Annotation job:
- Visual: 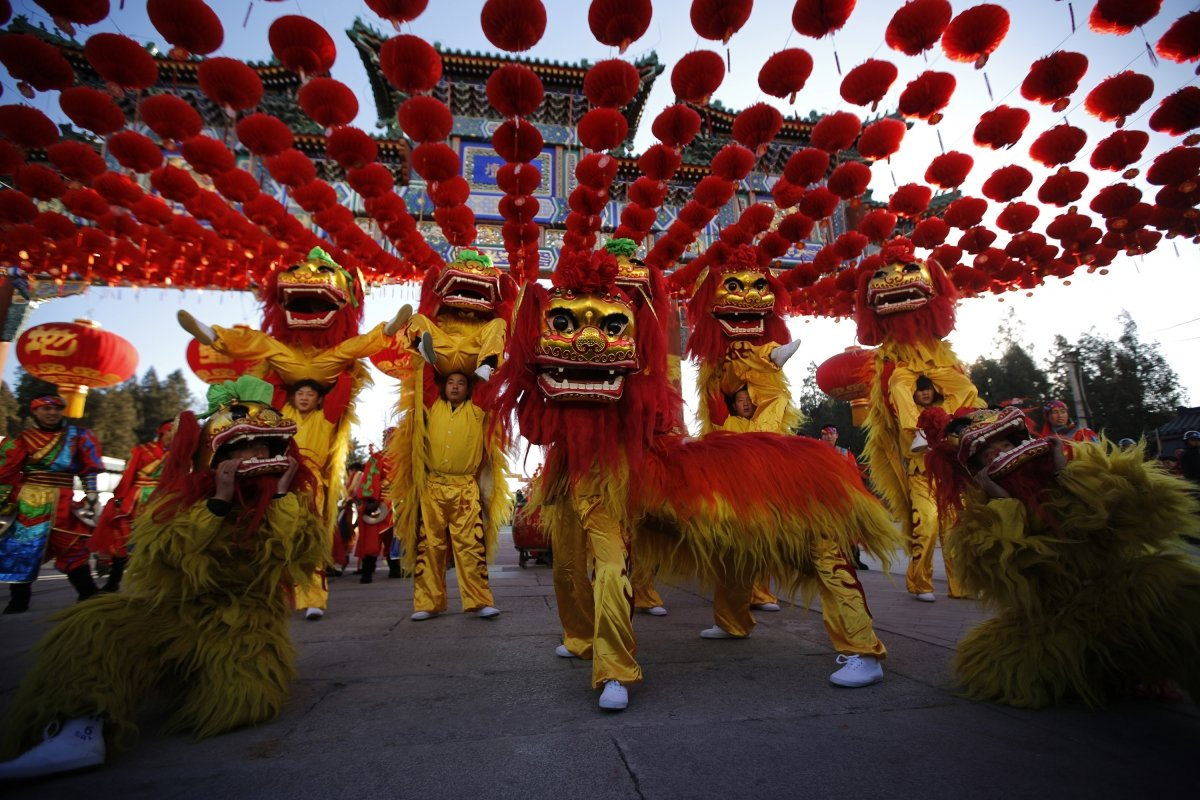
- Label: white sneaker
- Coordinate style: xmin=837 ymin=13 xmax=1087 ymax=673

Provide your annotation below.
xmin=911 ymin=431 xmax=929 ymax=452
xmin=769 ymin=339 xmax=802 ymax=367
xmin=474 ymin=363 xmax=494 ymax=381
xmin=555 ymin=644 xmax=577 ymax=658
xmin=304 ymin=607 xmax=324 ymax=620
xmin=411 ymin=611 xmax=438 ymax=621
xmin=418 ymin=331 xmax=436 ymax=364
xmin=0 ymin=716 xmax=105 ymax=780
xmin=700 ymin=625 xmax=746 ymax=639
xmin=598 ymin=680 xmax=628 ymax=711
xmin=475 ymin=606 xmax=500 ymax=619
xmin=645 ymin=605 xmax=668 ymax=616
xmin=915 ymin=592 xmax=936 ymax=603
xmin=829 ymin=654 xmax=884 ymax=687
xmin=751 ymin=602 xmax=781 ymax=612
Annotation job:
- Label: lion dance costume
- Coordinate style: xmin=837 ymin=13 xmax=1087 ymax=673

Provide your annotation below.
xmin=496 ymin=248 xmax=902 ymax=710
xmin=0 ymin=376 xmax=326 ymax=780
xmin=855 ymin=238 xmax=985 ymax=600
xmin=917 ymin=405 xmax=1200 ymax=707
xmin=179 ymin=246 xmax=407 ymax=614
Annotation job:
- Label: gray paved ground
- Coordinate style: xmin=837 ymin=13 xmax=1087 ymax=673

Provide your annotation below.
xmin=1 ymin=530 xmax=1196 ymax=799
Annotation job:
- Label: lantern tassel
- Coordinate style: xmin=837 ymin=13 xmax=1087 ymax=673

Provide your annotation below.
xmin=984 ymin=72 xmax=994 ymax=102
xmin=244 ymin=2 xmax=253 ymax=29
xmin=1068 ymin=2 xmax=1075 ymax=33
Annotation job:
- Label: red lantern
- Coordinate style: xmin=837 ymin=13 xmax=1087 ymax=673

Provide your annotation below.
xmin=791 ymin=0 xmax=856 ymax=38
xmin=981 ymin=165 xmax=1033 ymax=202
xmin=888 ymin=184 xmax=932 ymax=218
xmin=758 ymin=49 xmax=813 ymax=103
xmin=584 ymin=60 xmax=641 ymax=109
xmin=809 ymin=111 xmax=861 ymax=153
xmin=840 ymin=59 xmax=898 ymax=111
xmin=0 ymin=33 xmax=75 ymax=94
xmin=690 ymin=0 xmax=752 ymax=43
xmin=815 ymin=346 xmax=873 ymax=426
xmin=1149 ymin=86 xmax=1200 ymax=136
xmin=1089 ymin=0 xmax=1163 ymax=36
xmin=236 ymin=113 xmax=294 ymax=157
xmin=147 ymin=0 xmax=223 ymax=58
xmin=1155 ymin=11 xmax=1200 ymax=66
xmin=399 ymin=96 xmax=454 ymax=144
xmin=186 ymin=327 xmax=261 ymax=384
xmin=886 ymin=0 xmax=952 ymax=56
xmin=481 ymin=0 xmax=547 ymax=52
xmin=46 ymin=141 xmax=106 ymax=183
xmin=670 ymin=50 xmax=725 ymax=104
xmin=16 ymin=319 xmax=138 ymax=417
xmin=298 ymin=77 xmax=359 ymax=128
xmin=269 ymin=15 xmax=336 ymax=79
xmin=827 ymin=161 xmax=871 ymax=200
xmin=139 ymin=95 xmax=203 ymax=143
xmin=924 ymin=151 xmax=973 ymax=188
xmin=898 ymin=71 xmax=955 ymax=123
xmin=485 ymin=65 xmax=545 ymax=118
xmin=941 ymin=4 xmax=1009 ymax=68
xmin=83 ymin=33 xmax=158 ymax=91
xmin=1021 ymin=51 xmax=1089 ymax=112
xmin=732 ymin=103 xmax=783 ymax=155
xmin=784 ymin=148 xmax=830 ymax=186
xmin=856 ymin=118 xmax=906 ymax=162
xmin=1091 ymin=130 xmax=1150 ymax=174
xmin=0 ymin=105 xmax=60 ymax=149
xmin=326 ymin=127 xmax=379 ymax=170
xmin=588 ymin=0 xmax=652 ymax=53
xmin=58 ymin=87 xmax=125 ymax=135
xmin=1084 ymin=71 xmax=1154 ymax=127
xmin=180 ymin=135 xmax=235 ymax=177
xmin=366 ymin=0 xmax=428 ymax=25
xmin=1029 ymin=124 xmax=1087 ymax=167
xmin=973 ymin=105 xmax=1030 ymax=150
xmin=106 ymin=131 xmax=163 ymax=173
xmin=378 ymin=35 xmax=442 ymax=93
xmin=652 ymin=104 xmax=702 ymax=148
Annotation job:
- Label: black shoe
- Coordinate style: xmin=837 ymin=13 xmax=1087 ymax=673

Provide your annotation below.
xmin=386 ymin=558 xmax=404 ymax=578
xmin=66 ymin=566 xmax=99 ymax=602
xmin=3 ymin=583 xmax=31 ymax=614
xmin=854 ymin=561 xmax=870 ymax=571
xmin=101 ymin=557 xmax=127 ymax=592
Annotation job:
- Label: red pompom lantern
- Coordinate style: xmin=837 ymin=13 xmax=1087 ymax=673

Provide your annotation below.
xmin=326 ymin=127 xmax=379 ymax=170
xmin=791 ymin=0 xmax=856 ymax=38
xmin=430 ymin=175 xmax=471 ymax=205
xmin=198 ymin=57 xmax=264 ymax=113
xmin=291 ymin=179 xmax=337 ymax=213
xmin=213 ymin=168 xmax=261 ymax=204
xmin=809 ymin=111 xmax=860 ymax=153
xmin=378 ymin=35 xmax=442 ymax=93
xmin=888 ymin=183 xmax=932 ymax=218
xmin=840 ymin=59 xmax=898 ymax=111
xmin=857 ymin=117 xmax=906 ymax=161
xmin=799 ymin=186 xmax=839 ymax=220
xmin=180 ymin=135 xmax=235 ymax=176
xmin=827 ymin=161 xmax=872 ymax=200
xmin=59 ymin=87 xmax=125 ymax=135
xmin=84 ymin=33 xmax=158 ymax=91
xmin=995 ymin=202 xmax=1039 ymax=233
xmin=638 ymin=144 xmax=681 ymax=180
xmin=898 ymin=71 xmax=955 ymax=123
xmin=1089 ymin=184 xmax=1142 ymax=220
xmin=265 ymin=148 xmax=316 ymax=188
xmin=652 ymin=104 xmax=702 ymax=148
xmin=150 ymin=164 xmax=199 ymax=202
xmin=711 ymin=145 xmax=756 ymax=181
xmin=0 ymin=33 xmax=74 ymax=93
xmin=0 ymin=140 xmax=21 ymax=177
xmin=771 ymin=178 xmax=804 ymax=209
xmin=1089 ymin=0 xmax=1163 ymax=36
xmin=186 ymin=329 xmax=260 ymax=384
xmin=911 ymin=217 xmax=950 ymax=248
xmin=347 ymin=164 xmax=395 ymax=199
xmin=485 ymin=64 xmax=544 ymax=118
xmin=138 ymin=95 xmax=202 ymax=143
xmin=1084 ymin=71 xmax=1154 ymax=127
xmin=758 ymin=49 xmax=813 ymax=103
xmin=47 ymin=141 xmax=106 ymax=183
xmin=588 ymin=0 xmax=652 ymax=53
xmin=269 ymin=15 xmax=336 ymax=78
xmin=670 ymin=50 xmax=725 ymax=103
xmin=0 ymin=104 xmax=60 ymax=149
xmin=147 ymin=0 xmax=223 ymax=58
xmin=298 ymin=77 xmax=359 ymax=129
xmin=93 ymin=171 xmax=144 ymax=207
xmin=981 ymin=165 xmax=1033 ymax=202
xmin=411 ymin=142 xmax=460 ymax=182
xmin=1029 ymin=124 xmax=1087 ymax=167
xmin=481 ymin=0 xmax=547 ymax=52
xmin=106 ymin=130 xmax=163 ymax=173
xmin=924 ymin=151 xmax=973 ymax=189
xmin=886 ymin=0 xmax=952 ymax=56
xmin=784 ymin=147 xmax=830 ymax=186
xmin=584 ymin=59 xmax=641 ymax=108
xmin=973 ymin=105 xmax=1030 ymax=150
xmin=816 ymin=345 xmax=872 ymax=423
xmin=578 ymin=108 xmax=628 ymax=152
xmin=497 ymin=162 xmax=542 ymax=194
xmin=941 ymin=4 xmax=1009 ymax=68
xmin=732 ymin=103 xmax=783 ymax=155
xmin=17 ymin=319 xmax=137 ymax=417
xmin=1021 ymin=51 xmax=1089 ymax=111
xmin=1156 ymin=11 xmax=1200 ymax=66
xmin=1146 ymin=147 xmax=1200 ymax=186
xmin=857 ymin=208 xmax=897 ymax=241
xmin=1090 ymin=130 xmax=1150 ymax=175
xmin=1149 ymin=86 xmax=1200 ymax=136
xmin=1037 ymin=169 xmax=1089 ymax=206
xmin=236 ymin=113 xmax=293 ymax=157
xmin=691 ymin=0 xmax=752 ymax=43
xmin=366 ymin=0 xmax=429 ymax=26
xmin=943 ymin=196 xmax=988 ymax=229
xmin=16 ymin=164 xmax=66 ymax=201
xmin=0 ymin=191 xmax=38 ymax=225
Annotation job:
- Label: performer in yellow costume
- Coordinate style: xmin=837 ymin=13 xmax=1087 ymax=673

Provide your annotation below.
xmin=409 ymin=372 xmax=503 ymax=620
xmin=179 ymin=247 xmax=409 ymax=620
xmin=686 ymin=243 xmax=804 ymax=635
xmin=855 ymin=238 xmax=985 ymax=602
xmin=0 ymin=376 xmax=325 ymax=781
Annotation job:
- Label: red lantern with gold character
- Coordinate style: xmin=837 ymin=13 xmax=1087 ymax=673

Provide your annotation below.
xmin=16 ymin=319 xmax=138 ymax=417
xmin=815 ymin=346 xmax=874 ymax=426
xmin=185 ymin=325 xmax=261 ymax=384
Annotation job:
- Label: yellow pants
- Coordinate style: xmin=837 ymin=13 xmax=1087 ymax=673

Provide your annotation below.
xmin=553 ymin=492 xmax=641 ymax=688
xmin=812 ymin=534 xmax=887 ymax=657
xmin=408 ymin=314 xmax=507 ymax=376
xmin=412 ymin=475 xmax=494 ymax=613
xmin=632 ymin=563 xmax=664 ymax=610
xmin=904 ymin=473 xmax=962 ymax=597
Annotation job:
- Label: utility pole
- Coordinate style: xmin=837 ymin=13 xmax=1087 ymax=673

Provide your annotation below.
xmin=1063 ymin=350 xmax=1091 ymax=429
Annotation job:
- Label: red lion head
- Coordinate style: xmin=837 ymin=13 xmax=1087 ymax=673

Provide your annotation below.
xmin=685 ymin=243 xmax=791 ymax=363
xmin=854 ymin=237 xmax=958 ymax=347
xmin=261 ymin=247 xmax=365 ymax=351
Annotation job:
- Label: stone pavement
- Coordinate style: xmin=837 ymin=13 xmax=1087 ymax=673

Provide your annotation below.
xmin=1 ymin=530 xmax=1196 ymax=799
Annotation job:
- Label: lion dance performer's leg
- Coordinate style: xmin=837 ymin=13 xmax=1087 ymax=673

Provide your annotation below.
xmin=812 ymin=538 xmax=887 ymax=659
xmin=441 ymin=476 xmax=494 ymax=613
xmin=558 ymin=492 xmax=640 ymax=689
xmin=710 ymin=564 xmax=756 ymax=638
xmin=904 ymin=472 xmax=941 ymax=596
xmin=412 ymin=481 xmax=453 ymax=616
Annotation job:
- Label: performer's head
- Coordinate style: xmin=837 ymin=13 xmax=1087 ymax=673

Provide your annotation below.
xmin=442 ymin=372 xmax=471 ymax=406
xmin=1186 ymin=430 xmax=1200 ymax=449
xmin=727 ymin=388 xmax=755 ymax=420
xmin=290 ymin=379 xmax=324 ymax=413
xmin=30 ymin=395 xmax=66 ymax=430
xmin=820 ymin=424 xmax=839 ymax=446
xmin=1044 ymin=399 xmax=1070 ymax=427
xmin=913 ymin=375 xmax=939 ymax=408
xmin=156 ymin=419 xmax=175 ymax=446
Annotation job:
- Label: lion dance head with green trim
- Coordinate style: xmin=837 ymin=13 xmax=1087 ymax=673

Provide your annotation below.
xmin=854 ymin=237 xmax=958 ymax=347
xmin=263 ymin=247 xmax=365 ymax=350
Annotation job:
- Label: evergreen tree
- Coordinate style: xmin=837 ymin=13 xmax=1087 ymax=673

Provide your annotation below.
xmin=135 ymin=368 xmax=194 ymax=442
xmin=968 ymin=312 xmax=1051 ymax=406
xmin=82 ymin=380 xmax=140 ymax=460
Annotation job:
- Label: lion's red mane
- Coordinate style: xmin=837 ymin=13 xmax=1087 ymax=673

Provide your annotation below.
xmin=854 ymin=237 xmax=958 ymax=347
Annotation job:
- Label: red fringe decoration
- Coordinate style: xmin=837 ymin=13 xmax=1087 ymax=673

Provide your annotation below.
xmin=1084 ymin=71 xmax=1154 ymax=127
xmin=758 ymin=49 xmax=813 ymax=101
xmin=1020 ymin=51 xmax=1088 ymax=110
xmin=840 ymin=59 xmax=898 ymax=110
xmin=886 ymin=0 xmax=952 ymax=55
xmin=941 ymin=3 xmax=1009 ymax=68
xmin=791 ymin=0 xmax=857 ymax=38
xmin=809 ymin=110 xmax=861 ymax=153
xmin=898 ymin=70 xmax=955 ymax=123
xmin=670 ymin=50 xmax=725 ymax=103
xmin=857 ymin=117 xmax=906 ymax=161
xmin=973 ymin=105 xmax=1030 ymax=150
xmin=1029 ymin=124 xmax=1087 ymax=167
xmin=981 ymin=164 xmax=1032 ymax=202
